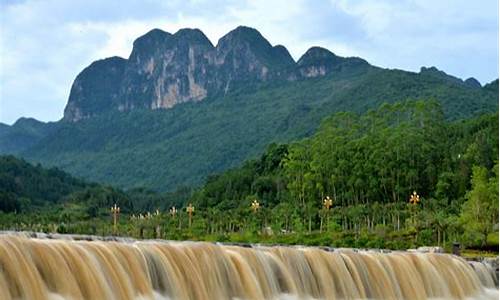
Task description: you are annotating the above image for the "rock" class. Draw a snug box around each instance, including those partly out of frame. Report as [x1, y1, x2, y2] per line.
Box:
[63, 26, 371, 122]
[415, 246, 444, 253]
[296, 47, 367, 78]
[64, 57, 127, 122]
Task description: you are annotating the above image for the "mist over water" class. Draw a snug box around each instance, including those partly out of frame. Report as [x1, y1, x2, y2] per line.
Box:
[0, 234, 497, 300]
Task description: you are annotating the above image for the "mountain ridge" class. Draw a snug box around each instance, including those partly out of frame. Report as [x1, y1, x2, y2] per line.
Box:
[61, 26, 378, 122]
[62, 26, 489, 123]
[2, 25, 498, 191]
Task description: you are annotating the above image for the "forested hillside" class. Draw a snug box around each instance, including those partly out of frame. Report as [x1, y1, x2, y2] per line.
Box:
[0, 155, 189, 216]
[2, 101, 496, 249]
[3, 68, 497, 191]
[187, 100, 498, 248]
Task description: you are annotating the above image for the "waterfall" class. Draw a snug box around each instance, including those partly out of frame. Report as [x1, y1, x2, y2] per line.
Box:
[0, 234, 497, 300]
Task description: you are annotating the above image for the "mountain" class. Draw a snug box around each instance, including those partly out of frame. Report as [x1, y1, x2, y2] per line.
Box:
[2, 26, 498, 191]
[0, 155, 88, 212]
[62, 26, 368, 122]
[0, 155, 168, 214]
[0, 118, 57, 154]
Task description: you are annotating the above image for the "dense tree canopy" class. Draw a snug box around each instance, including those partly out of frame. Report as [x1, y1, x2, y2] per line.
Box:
[1, 100, 498, 250]
[186, 100, 498, 248]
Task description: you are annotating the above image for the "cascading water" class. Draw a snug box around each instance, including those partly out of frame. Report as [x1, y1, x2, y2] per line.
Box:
[0, 234, 497, 300]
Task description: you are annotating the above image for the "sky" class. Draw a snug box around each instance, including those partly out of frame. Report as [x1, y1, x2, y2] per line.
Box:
[0, 0, 498, 125]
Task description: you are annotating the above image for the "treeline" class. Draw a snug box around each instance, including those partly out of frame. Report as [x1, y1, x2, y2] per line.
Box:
[0, 156, 88, 212]
[187, 100, 498, 248]
[0, 155, 190, 214]
[0, 100, 498, 249]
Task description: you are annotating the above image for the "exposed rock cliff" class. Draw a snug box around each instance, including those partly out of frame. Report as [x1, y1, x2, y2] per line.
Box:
[63, 26, 369, 121]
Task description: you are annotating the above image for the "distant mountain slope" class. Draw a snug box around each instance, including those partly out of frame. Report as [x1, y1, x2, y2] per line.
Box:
[0, 118, 56, 154]
[13, 68, 499, 191]
[0, 155, 88, 211]
[0, 155, 158, 215]
[2, 26, 498, 191]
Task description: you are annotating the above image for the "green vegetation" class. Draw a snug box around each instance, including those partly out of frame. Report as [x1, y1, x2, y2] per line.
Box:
[460, 165, 499, 246]
[1, 100, 497, 251]
[0, 155, 190, 214]
[1, 68, 498, 191]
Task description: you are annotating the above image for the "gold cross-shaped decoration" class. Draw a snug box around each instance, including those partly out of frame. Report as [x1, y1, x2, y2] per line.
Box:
[323, 196, 333, 210]
[251, 199, 260, 213]
[409, 191, 420, 205]
[186, 203, 195, 215]
[110, 204, 120, 234]
[170, 206, 177, 217]
[186, 203, 195, 227]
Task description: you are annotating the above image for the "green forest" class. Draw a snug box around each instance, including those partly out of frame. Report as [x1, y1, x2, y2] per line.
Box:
[2, 69, 497, 192]
[0, 100, 498, 251]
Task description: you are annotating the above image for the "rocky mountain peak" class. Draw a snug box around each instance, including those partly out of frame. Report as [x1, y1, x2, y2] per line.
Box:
[296, 47, 367, 78]
[64, 56, 127, 121]
[129, 29, 172, 63]
[298, 47, 338, 65]
[13, 117, 46, 129]
[134, 28, 171, 43]
[216, 26, 295, 68]
[419, 66, 463, 84]
[214, 26, 295, 82]
[420, 66, 484, 89]
[172, 28, 214, 47]
[464, 77, 481, 88]
[272, 45, 295, 66]
[217, 26, 267, 46]
[63, 26, 374, 121]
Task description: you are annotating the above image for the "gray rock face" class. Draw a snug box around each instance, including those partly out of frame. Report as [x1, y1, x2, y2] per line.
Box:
[63, 26, 368, 122]
[121, 28, 216, 111]
[64, 57, 127, 121]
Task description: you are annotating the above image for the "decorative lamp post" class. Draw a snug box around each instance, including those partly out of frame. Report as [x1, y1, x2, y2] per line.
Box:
[321, 196, 333, 233]
[409, 191, 420, 205]
[409, 191, 420, 238]
[323, 196, 333, 210]
[186, 203, 195, 227]
[153, 209, 161, 238]
[251, 200, 260, 213]
[170, 206, 177, 217]
[110, 204, 120, 235]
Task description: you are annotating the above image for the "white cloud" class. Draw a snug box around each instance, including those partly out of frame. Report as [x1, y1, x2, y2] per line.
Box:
[331, 0, 498, 79]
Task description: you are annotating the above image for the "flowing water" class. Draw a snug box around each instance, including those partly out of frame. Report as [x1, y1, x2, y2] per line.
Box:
[0, 234, 497, 300]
